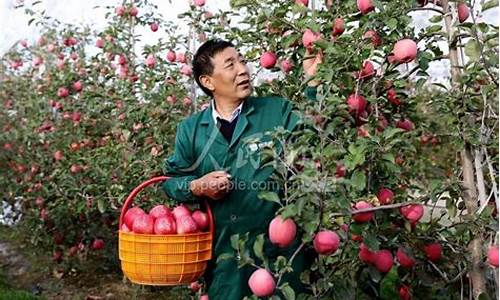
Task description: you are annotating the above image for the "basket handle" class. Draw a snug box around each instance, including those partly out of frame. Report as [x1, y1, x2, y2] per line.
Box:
[118, 176, 214, 235]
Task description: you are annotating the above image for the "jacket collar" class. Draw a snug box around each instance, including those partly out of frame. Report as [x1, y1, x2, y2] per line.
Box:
[200, 98, 255, 148]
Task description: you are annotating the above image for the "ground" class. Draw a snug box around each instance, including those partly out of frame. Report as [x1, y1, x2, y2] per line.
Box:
[0, 225, 195, 300]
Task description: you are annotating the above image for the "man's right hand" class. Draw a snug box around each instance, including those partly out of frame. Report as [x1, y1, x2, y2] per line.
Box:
[189, 171, 232, 200]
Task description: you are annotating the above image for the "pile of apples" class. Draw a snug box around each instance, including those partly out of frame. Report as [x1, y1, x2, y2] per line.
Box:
[121, 204, 209, 235]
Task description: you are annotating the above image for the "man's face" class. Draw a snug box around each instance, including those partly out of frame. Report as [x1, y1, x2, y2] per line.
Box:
[204, 47, 252, 100]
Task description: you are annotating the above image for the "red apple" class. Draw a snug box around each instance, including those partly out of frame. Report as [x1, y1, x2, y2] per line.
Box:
[313, 230, 340, 255]
[176, 215, 198, 234]
[53, 250, 63, 262]
[281, 59, 294, 73]
[177, 52, 187, 63]
[357, 0, 374, 14]
[357, 126, 370, 137]
[488, 246, 499, 267]
[154, 216, 177, 234]
[118, 54, 127, 65]
[396, 119, 414, 132]
[166, 50, 176, 62]
[192, 210, 209, 231]
[399, 285, 412, 300]
[302, 29, 321, 49]
[400, 204, 424, 223]
[33, 56, 43, 67]
[183, 97, 193, 107]
[335, 164, 346, 178]
[190, 281, 201, 292]
[356, 60, 375, 79]
[70, 164, 82, 174]
[129, 6, 138, 17]
[424, 243, 442, 262]
[124, 206, 146, 229]
[35, 196, 44, 208]
[248, 268, 275, 297]
[387, 88, 401, 105]
[166, 95, 177, 104]
[145, 54, 156, 68]
[396, 247, 416, 268]
[295, 0, 309, 6]
[92, 239, 105, 250]
[53, 150, 64, 161]
[347, 94, 367, 114]
[332, 18, 345, 36]
[133, 214, 155, 234]
[269, 216, 296, 248]
[359, 243, 375, 263]
[57, 87, 69, 98]
[180, 64, 193, 76]
[260, 51, 277, 69]
[150, 22, 159, 32]
[393, 39, 418, 63]
[352, 201, 374, 223]
[115, 5, 125, 16]
[457, 2, 470, 23]
[68, 246, 78, 257]
[373, 250, 393, 273]
[149, 205, 172, 219]
[95, 38, 104, 48]
[377, 188, 394, 205]
[72, 80, 82, 92]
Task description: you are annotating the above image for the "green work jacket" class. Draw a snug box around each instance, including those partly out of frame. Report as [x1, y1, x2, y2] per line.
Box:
[162, 87, 317, 299]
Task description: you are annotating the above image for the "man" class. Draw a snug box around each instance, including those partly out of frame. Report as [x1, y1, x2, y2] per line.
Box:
[162, 39, 320, 299]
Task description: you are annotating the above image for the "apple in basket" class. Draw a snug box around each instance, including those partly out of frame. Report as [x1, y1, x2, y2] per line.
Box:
[172, 204, 191, 219]
[154, 215, 177, 234]
[123, 206, 146, 229]
[132, 214, 155, 234]
[149, 204, 173, 219]
[176, 215, 198, 234]
[191, 210, 209, 231]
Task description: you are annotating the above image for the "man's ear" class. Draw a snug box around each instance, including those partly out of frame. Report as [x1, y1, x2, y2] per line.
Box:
[199, 75, 215, 92]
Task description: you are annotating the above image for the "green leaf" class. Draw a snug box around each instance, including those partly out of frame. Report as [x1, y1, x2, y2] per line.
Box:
[387, 18, 398, 30]
[216, 253, 234, 263]
[382, 128, 403, 140]
[281, 205, 298, 219]
[428, 15, 442, 23]
[381, 153, 395, 163]
[258, 191, 282, 205]
[465, 40, 481, 61]
[97, 198, 105, 213]
[478, 292, 492, 300]
[230, 234, 240, 250]
[274, 256, 287, 271]
[482, 0, 498, 11]
[253, 234, 266, 263]
[363, 234, 380, 251]
[379, 267, 399, 299]
[350, 171, 366, 191]
[280, 283, 296, 300]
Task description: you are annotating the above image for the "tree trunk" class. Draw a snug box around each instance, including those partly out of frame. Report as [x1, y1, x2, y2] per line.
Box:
[440, 0, 487, 297]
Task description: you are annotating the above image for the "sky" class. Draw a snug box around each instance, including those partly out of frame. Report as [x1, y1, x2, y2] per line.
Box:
[0, 0, 498, 83]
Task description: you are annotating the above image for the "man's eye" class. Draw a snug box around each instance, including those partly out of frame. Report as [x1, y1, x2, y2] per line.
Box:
[226, 63, 233, 68]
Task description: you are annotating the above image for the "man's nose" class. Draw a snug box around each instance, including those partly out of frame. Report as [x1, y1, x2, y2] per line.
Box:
[236, 61, 249, 76]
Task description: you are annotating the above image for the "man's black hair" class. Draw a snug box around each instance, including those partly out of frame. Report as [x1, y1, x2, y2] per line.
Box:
[192, 39, 235, 97]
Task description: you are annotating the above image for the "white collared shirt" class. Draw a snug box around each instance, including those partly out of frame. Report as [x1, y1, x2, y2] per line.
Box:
[211, 100, 243, 123]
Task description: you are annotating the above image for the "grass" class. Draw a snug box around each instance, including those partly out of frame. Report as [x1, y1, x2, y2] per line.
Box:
[0, 270, 44, 300]
[0, 224, 194, 299]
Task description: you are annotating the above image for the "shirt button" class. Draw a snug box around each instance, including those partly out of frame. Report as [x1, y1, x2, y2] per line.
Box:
[230, 214, 237, 222]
